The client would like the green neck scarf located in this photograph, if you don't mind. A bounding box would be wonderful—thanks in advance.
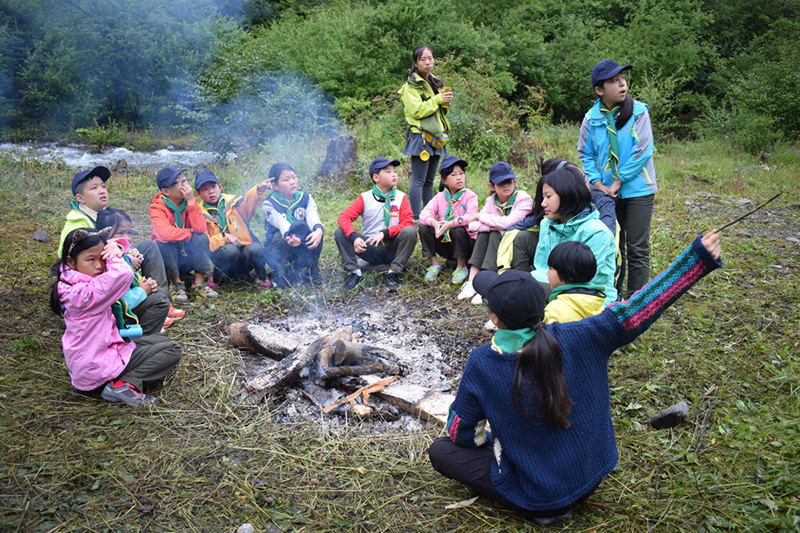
[600,101,622,181]
[372,185,397,228]
[271,191,303,224]
[491,327,536,354]
[203,197,228,233]
[494,191,518,216]
[442,187,465,243]
[549,282,606,303]
[161,195,187,228]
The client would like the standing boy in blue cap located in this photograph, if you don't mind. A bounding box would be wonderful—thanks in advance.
[335,157,416,291]
[150,166,217,303]
[577,59,657,299]
[195,170,273,288]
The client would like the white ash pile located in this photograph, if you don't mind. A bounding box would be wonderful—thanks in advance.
[232,297,468,431]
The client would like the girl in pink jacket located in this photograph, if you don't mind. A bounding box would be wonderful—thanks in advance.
[458,162,533,304]
[419,155,479,284]
[50,228,182,407]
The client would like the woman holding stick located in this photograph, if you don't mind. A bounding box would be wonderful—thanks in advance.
[429,230,722,525]
[398,45,453,220]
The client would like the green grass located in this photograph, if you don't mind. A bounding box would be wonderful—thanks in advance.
[0,133,799,532]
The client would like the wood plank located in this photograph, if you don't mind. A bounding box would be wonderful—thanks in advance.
[362,377,455,426]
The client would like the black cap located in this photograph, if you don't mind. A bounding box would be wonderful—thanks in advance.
[156,166,186,189]
[368,157,400,178]
[488,161,516,184]
[439,155,468,176]
[194,169,219,190]
[473,270,545,330]
[591,59,632,89]
[70,166,110,196]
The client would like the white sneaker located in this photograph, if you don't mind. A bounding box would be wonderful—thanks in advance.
[471,293,483,305]
[457,280,476,300]
[484,319,498,331]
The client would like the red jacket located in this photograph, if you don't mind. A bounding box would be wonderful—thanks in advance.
[149,193,207,243]
[337,190,413,241]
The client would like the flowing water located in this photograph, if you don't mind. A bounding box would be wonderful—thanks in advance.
[0,142,234,168]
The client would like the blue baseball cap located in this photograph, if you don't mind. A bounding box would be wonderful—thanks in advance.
[156,166,187,189]
[194,170,219,190]
[439,155,468,176]
[488,161,516,184]
[368,157,400,178]
[71,166,110,196]
[591,59,632,89]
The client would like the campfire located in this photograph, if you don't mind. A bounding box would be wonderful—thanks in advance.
[230,300,460,426]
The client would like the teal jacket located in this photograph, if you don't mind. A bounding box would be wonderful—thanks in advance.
[532,207,617,305]
[577,99,657,199]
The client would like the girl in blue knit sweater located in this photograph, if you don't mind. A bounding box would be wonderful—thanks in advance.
[429,230,721,525]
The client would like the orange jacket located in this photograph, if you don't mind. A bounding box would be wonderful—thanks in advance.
[199,185,267,252]
[149,193,207,243]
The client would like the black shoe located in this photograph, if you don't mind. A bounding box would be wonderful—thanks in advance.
[343,272,361,291]
[386,272,402,291]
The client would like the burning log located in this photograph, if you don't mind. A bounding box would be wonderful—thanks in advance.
[229,323,305,360]
[331,340,399,366]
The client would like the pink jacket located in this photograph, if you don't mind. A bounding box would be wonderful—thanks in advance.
[58,256,135,391]
[419,189,480,238]
[468,190,533,234]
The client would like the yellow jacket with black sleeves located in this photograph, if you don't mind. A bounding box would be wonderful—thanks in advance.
[199,185,267,252]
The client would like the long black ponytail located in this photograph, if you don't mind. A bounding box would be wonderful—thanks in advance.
[511,321,573,429]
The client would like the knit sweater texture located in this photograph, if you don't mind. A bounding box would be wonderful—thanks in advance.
[447,236,721,511]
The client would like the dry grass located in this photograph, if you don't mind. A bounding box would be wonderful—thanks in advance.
[1,137,799,532]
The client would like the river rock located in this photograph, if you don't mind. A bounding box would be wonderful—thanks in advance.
[32,230,51,242]
[237,524,255,533]
[648,401,688,429]
[737,199,754,207]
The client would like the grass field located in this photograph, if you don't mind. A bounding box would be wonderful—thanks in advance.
[0,132,798,532]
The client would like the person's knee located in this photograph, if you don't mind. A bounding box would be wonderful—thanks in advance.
[427,437,450,471]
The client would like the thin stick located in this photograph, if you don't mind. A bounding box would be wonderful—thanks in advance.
[322,376,399,413]
[716,193,781,232]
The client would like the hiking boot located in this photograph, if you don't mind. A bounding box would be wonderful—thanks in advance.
[386,272,402,291]
[343,272,361,291]
[168,305,185,320]
[424,265,441,281]
[101,380,155,407]
[171,282,189,304]
[451,268,468,285]
[163,317,174,328]
[457,280,475,300]
[196,282,219,300]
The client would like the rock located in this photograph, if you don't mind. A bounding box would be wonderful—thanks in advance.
[737,199,754,207]
[237,524,255,533]
[648,401,688,429]
[736,232,752,238]
[787,237,800,244]
[32,230,51,242]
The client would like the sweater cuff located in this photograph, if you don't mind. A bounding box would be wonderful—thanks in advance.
[348,232,363,244]
[312,224,324,233]
[382,228,390,240]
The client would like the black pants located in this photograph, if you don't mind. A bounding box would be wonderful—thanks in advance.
[409,155,440,220]
[211,242,268,281]
[468,231,503,272]
[616,194,654,297]
[131,239,170,333]
[156,233,212,279]
[419,224,474,261]
[428,437,598,521]
[265,232,323,278]
[334,226,417,274]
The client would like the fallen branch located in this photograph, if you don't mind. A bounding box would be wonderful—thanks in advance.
[322,376,399,414]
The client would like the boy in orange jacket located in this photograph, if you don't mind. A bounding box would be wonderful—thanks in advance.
[150,166,217,303]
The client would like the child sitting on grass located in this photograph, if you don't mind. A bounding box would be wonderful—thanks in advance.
[96,208,175,333]
[457,161,532,304]
[262,163,325,289]
[335,157,416,292]
[50,228,182,407]
[418,155,478,284]
[149,166,218,303]
[544,241,606,324]
[195,170,273,288]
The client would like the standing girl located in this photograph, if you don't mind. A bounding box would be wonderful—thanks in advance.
[418,155,479,284]
[429,231,721,525]
[398,45,453,220]
[530,165,618,305]
[578,60,657,298]
[50,228,182,407]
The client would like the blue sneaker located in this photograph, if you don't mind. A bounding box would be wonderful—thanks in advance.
[451,268,468,284]
[424,265,441,281]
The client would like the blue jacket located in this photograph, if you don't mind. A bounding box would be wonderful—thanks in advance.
[532,207,617,305]
[577,99,657,199]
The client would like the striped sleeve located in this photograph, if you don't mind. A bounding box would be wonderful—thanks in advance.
[609,236,722,337]
[446,407,492,448]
